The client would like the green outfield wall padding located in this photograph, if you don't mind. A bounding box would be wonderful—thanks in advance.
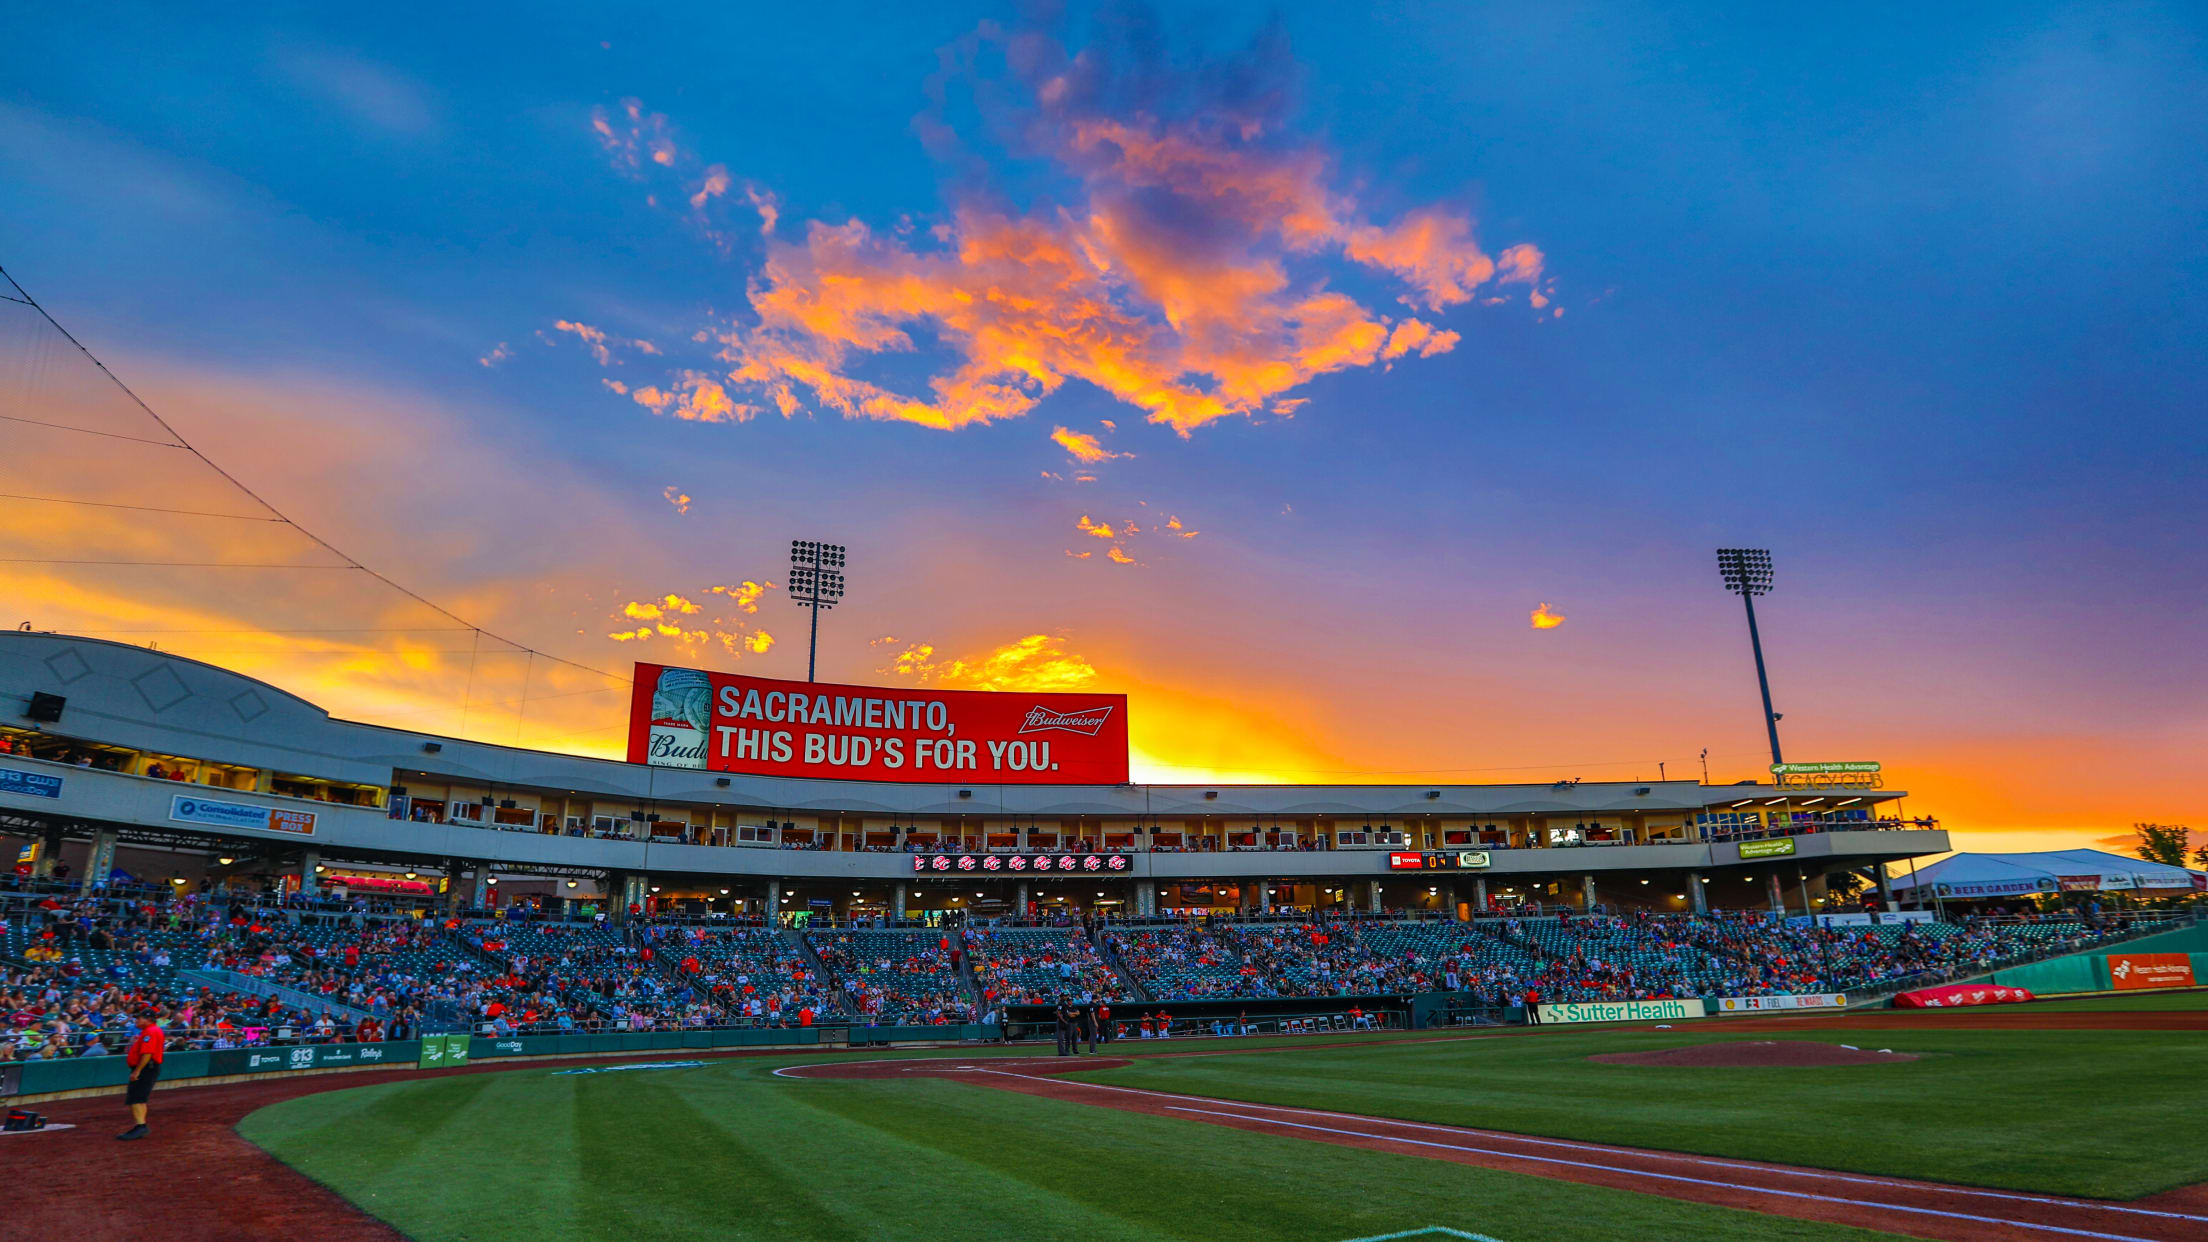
[1991,954,2107,994]
[2100,924,2208,957]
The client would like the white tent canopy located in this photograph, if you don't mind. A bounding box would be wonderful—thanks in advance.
[1891,849,2202,899]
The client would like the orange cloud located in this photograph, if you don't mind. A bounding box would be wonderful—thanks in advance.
[609,589,771,657]
[1051,425,1129,464]
[1165,516,1197,538]
[661,486,691,515]
[876,632,1098,692]
[478,342,511,367]
[630,371,754,422]
[1075,515,1116,539]
[591,98,679,175]
[1382,319,1462,361]
[690,164,731,211]
[709,581,771,613]
[595,23,1547,439]
[1531,602,1566,630]
[1107,546,1139,566]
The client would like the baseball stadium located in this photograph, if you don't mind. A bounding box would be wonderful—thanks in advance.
[9,5,2208,1242]
[3,628,2205,1242]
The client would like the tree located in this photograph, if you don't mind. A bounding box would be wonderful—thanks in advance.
[2194,843,2208,872]
[2133,823,2193,869]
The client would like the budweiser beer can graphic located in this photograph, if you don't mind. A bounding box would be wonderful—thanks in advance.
[646,667,712,768]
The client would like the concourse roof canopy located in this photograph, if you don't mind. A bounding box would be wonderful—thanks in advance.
[1890,849,2203,897]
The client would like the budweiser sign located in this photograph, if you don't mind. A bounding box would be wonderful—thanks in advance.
[1019,704,1116,736]
[626,665,1128,783]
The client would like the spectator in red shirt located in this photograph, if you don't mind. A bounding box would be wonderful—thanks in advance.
[119,1008,167,1141]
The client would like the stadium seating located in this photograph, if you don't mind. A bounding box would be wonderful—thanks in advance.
[966,927,1128,1005]
[1103,925,1252,999]
[808,930,974,1023]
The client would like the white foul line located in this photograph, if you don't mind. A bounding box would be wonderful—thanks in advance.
[969,1069,2200,1241]
[1163,1105,2159,1242]
[1324,1219,1501,1228]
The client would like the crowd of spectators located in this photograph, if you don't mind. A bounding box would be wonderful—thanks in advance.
[966,928,1126,1006]
[810,931,974,1024]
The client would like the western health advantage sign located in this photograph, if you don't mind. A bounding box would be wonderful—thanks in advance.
[625,663,1129,785]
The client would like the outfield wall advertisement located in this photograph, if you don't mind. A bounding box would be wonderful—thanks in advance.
[1536,998,1706,1024]
[2108,953,2195,990]
[626,663,1129,784]
[1715,993,1847,1014]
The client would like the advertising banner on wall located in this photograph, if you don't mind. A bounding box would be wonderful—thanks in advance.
[168,794,316,837]
[1535,998,1706,1024]
[2108,954,2195,991]
[1715,993,1847,1014]
[911,852,1132,874]
[626,663,1129,784]
[1737,838,1797,859]
[0,767,64,799]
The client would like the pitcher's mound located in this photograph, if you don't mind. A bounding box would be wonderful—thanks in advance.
[1589,1041,1917,1068]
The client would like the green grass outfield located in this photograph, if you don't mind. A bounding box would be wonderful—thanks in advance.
[241,1047,1915,1242]
[1085,1024,2208,1199]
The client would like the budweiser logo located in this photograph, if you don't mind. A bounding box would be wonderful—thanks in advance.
[1019,704,1115,736]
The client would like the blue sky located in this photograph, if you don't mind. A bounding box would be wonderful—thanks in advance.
[4,2,2205,848]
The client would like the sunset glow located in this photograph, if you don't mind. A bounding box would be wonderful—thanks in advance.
[3,4,2202,859]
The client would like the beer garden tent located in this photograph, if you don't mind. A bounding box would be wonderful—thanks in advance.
[1889,849,2204,901]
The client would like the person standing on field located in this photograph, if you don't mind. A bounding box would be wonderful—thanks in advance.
[118,1006,166,1140]
[1053,997,1074,1056]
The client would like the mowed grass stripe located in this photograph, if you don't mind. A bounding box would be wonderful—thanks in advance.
[1081,1027,2208,1199]
[241,1070,584,1237]
[241,1055,1918,1242]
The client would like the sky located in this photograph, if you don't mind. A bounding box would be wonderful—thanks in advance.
[3,2,2205,856]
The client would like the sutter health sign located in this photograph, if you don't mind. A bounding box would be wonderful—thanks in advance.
[1537,998,1706,1024]
[626,663,1129,784]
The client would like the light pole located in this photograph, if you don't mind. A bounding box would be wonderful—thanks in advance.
[787,540,846,682]
[1715,548,1783,767]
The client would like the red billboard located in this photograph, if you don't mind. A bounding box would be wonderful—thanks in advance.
[625,663,1129,784]
[2108,953,2195,991]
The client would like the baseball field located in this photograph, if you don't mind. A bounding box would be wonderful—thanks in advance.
[18,992,2208,1242]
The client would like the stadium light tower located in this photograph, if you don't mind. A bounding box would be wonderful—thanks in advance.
[787,540,846,683]
[1715,548,1784,768]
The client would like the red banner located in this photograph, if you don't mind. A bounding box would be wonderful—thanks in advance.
[625,663,1129,784]
[2109,953,2195,991]
[911,853,1131,874]
[1890,983,2035,1009]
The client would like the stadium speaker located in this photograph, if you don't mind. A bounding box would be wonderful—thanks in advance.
[26,692,64,723]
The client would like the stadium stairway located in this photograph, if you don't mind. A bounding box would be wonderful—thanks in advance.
[781,928,854,1018]
[952,934,986,1013]
[177,966,375,1026]
[1094,929,1154,1003]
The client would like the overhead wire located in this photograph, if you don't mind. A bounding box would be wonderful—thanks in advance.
[0,264,629,690]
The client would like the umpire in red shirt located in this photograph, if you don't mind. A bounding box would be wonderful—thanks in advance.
[118,1007,167,1141]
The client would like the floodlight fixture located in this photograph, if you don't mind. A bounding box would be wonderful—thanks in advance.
[1716,547,1774,597]
[1715,547,1784,767]
[788,539,849,682]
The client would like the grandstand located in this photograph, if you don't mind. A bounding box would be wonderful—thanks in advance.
[0,627,2197,1065]
[965,927,1129,1005]
[808,929,974,1024]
